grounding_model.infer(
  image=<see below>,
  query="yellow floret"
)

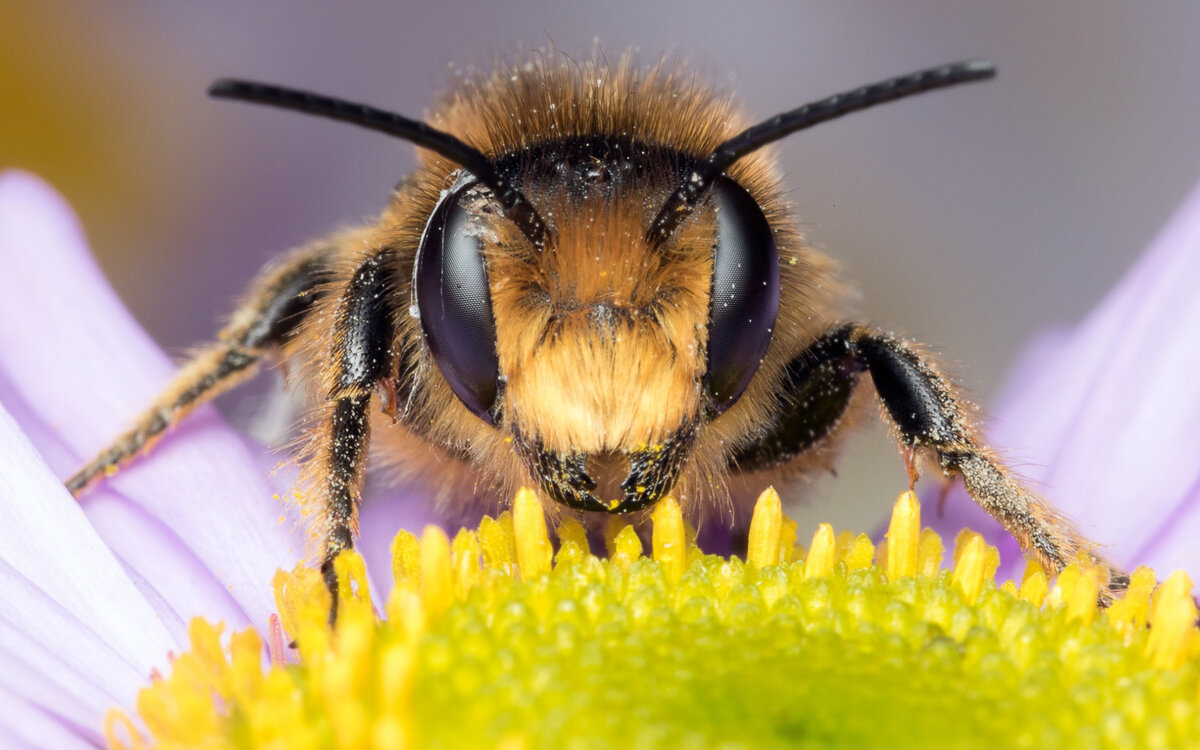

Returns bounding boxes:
[107,488,1200,750]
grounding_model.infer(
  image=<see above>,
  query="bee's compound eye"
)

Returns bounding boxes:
[414,184,501,424]
[705,177,780,414]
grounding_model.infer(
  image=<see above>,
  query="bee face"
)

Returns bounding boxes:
[410,122,783,512]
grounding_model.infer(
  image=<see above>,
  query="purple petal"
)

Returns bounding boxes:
[0,572,142,746]
[0,402,174,734]
[932,179,1200,581]
[0,170,306,630]
[0,376,261,645]
[359,480,441,607]
[0,684,98,750]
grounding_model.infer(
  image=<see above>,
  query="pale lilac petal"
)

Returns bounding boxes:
[0,569,142,745]
[0,402,174,731]
[83,494,251,643]
[0,684,97,750]
[932,180,1200,581]
[0,171,306,630]
[359,481,441,607]
[0,376,264,644]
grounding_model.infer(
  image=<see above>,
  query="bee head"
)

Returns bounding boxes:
[414,137,779,512]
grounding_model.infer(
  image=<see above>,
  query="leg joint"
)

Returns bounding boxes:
[854,330,965,448]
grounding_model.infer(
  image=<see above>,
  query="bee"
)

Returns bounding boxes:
[68,53,1125,619]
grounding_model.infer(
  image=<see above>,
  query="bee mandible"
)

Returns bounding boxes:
[67,54,1125,619]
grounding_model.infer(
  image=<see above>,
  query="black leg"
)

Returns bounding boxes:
[317,393,372,624]
[308,249,400,624]
[732,323,1124,597]
[730,324,864,472]
[67,244,335,495]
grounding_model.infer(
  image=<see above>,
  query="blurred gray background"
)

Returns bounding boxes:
[4,2,1199,533]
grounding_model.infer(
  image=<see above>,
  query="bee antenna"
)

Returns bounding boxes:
[208,79,548,248]
[647,59,996,245]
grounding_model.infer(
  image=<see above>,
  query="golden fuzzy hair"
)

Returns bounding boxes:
[291,51,844,532]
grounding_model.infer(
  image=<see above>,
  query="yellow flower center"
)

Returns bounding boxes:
[106,489,1200,749]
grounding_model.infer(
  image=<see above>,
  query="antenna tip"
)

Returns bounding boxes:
[208,79,248,99]
[957,59,997,80]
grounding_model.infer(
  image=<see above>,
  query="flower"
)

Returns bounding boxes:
[113,491,1200,748]
[930,178,1200,584]
[4,169,1200,747]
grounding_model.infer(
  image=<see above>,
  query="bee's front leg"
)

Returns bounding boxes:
[732,323,1127,600]
[308,247,400,624]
